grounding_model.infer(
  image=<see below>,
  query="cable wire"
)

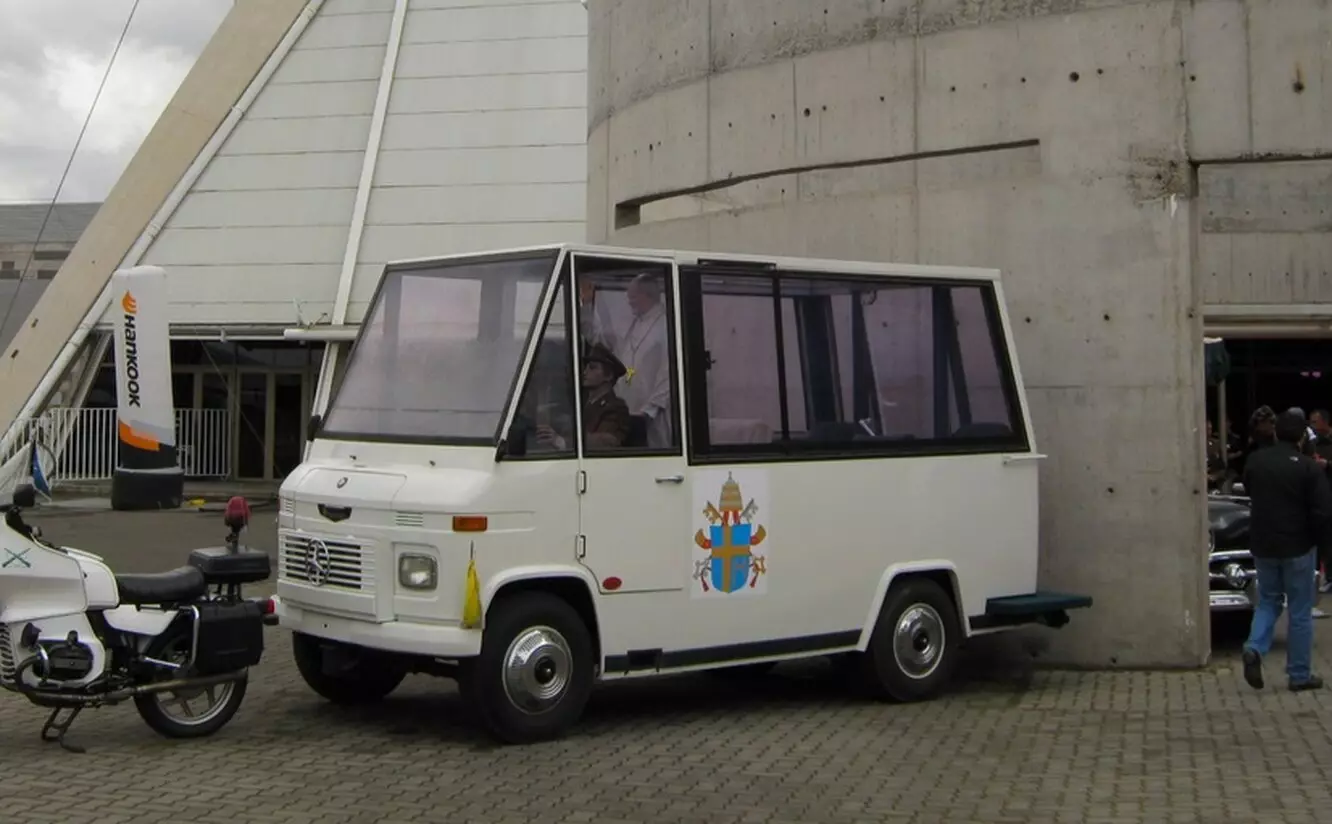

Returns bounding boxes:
[0,0,142,347]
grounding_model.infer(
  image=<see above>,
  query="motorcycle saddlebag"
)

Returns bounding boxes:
[192,600,265,676]
[188,546,272,586]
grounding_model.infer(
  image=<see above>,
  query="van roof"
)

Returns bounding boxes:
[382,243,1003,283]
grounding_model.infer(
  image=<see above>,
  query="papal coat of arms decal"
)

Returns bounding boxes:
[691,470,769,598]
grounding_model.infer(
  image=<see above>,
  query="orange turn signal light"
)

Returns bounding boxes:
[452,515,488,533]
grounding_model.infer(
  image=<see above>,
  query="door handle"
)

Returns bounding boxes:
[654,474,685,484]
[1003,453,1046,465]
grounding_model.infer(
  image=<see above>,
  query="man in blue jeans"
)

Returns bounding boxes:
[1242,409,1332,691]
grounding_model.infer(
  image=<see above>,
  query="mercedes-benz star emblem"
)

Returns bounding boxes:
[305,538,332,587]
[336,477,348,489]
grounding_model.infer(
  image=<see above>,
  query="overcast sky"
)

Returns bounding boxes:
[0,0,232,204]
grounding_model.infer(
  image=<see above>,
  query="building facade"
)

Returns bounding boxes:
[0,202,99,350]
[586,0,1331,668]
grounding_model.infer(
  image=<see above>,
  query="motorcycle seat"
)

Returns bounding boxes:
[116,566,208,605]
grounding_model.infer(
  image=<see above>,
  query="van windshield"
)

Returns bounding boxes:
[321,250,558,444]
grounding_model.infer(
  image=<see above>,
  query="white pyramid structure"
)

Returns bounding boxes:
[0,0,589,473]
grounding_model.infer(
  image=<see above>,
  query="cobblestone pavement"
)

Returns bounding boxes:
[2,503,1331,824]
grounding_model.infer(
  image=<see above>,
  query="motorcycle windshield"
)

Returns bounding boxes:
[320,249,560,446]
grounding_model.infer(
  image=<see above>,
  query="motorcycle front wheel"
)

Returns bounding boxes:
[132,631,249,740]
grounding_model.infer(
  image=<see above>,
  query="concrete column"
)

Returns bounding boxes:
[587,0,1228,667]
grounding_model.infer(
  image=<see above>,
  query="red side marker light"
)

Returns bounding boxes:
[602,576,622,591]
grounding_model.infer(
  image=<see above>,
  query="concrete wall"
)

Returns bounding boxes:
[1188,0,1332,325]
[585,0,1332,667]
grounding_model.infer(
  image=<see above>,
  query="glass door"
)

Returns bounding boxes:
[272,371,306,480]
[236,372,267,480]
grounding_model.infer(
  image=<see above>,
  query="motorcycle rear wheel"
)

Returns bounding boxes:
[132,632,249,739]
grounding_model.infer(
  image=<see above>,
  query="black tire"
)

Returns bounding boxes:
[461,591,594,744]
[856,577,961,702]
[292,632,407,705]
[132,630,249,740]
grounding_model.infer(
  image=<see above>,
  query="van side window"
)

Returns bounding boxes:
[692,274,784,447]
[572,256,681,455]
[681,270,1027,460]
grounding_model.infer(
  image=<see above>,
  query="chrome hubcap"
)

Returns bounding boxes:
[502,626,572,714]
[892,603,945,680]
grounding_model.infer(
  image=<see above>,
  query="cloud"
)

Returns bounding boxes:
[0,0,232,204]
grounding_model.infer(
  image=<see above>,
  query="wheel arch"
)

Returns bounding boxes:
[484,566,603,660]
[857,561,966,650]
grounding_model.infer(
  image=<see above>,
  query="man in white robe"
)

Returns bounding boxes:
[578,273,673,448]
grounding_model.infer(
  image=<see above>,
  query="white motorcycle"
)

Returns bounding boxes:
[0,484,276,753]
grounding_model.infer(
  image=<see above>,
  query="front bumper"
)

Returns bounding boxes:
[273,596,482,659]
[1207,558,1324,613]
[1210,588,1258,612]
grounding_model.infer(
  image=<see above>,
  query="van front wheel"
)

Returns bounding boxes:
[859,577,960,702]
[291,632,407,705]
[463,592,594,744]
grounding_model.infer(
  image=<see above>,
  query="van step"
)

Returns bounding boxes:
[985,590,1093,617]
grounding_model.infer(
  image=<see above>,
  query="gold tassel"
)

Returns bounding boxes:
[461,542,482,629]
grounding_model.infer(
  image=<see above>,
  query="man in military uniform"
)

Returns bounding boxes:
[1240,409,1332,692]
[534,343,631,451]
[578,344,631,450]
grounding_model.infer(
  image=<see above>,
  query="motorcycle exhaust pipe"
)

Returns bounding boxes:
[125,670,247,699]
[4,656,246,708]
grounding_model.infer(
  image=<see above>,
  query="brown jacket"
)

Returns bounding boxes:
[584,390,629,449]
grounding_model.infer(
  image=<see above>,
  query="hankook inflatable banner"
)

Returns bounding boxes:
[110,265,183,509]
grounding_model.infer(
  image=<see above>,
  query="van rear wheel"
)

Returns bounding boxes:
[858,577,960,702]
[292,632,407,705]
[462,591,594,744]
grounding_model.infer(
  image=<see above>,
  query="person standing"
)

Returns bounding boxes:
[579,273,673,448]
[1310,409,1332,462]
[1233,405,1276,482]
[1240,409,1332,691]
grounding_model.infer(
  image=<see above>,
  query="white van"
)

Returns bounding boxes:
[274,244,1091,743]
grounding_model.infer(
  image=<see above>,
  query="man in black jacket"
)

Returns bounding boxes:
[1241,409,1332,691]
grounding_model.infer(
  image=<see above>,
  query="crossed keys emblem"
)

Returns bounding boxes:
[2,548,31,569]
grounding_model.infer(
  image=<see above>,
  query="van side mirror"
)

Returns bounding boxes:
[11,484,35,509]
[306,413,322,442]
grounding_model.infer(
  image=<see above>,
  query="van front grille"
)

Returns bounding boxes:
[280,534,372,592]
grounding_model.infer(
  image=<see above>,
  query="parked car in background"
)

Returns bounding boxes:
[1208,487,1324,614]
[1209,490,1258,613]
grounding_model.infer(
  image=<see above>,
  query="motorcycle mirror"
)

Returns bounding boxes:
[12,483,36,509]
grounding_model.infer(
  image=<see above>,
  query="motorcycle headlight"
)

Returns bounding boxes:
[398,554,437,591]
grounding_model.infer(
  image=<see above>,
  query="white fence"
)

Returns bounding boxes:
[13,407,232,483]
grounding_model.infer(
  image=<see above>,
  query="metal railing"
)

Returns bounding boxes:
[7,406,232,484]
[175,408,231,478]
